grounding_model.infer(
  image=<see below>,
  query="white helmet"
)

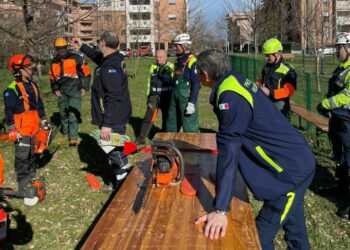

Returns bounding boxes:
[335,32,350,45]
[174,33,192,45]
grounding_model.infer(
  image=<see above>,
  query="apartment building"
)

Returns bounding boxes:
[336,0,350,32]
[97,0,187,53]
[72,2,98,46]
[226,13,253,51]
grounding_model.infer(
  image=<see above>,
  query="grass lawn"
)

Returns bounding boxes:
[0,55,348,249]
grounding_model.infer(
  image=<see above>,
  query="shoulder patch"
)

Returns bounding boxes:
[4,91,10,97]
[219,103,230,110]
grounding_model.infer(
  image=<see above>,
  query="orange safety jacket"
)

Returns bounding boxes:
[4,81,44,136]
[48,53,86,92]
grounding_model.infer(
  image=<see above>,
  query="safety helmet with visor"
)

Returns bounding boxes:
[8,54,34,78]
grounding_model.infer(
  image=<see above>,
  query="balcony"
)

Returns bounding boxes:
[129,35,151,43]
[337,1,350,11]
[127,5,151,13]
[129,20,152,28]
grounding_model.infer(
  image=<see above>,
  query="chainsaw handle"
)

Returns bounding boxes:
[172,146,185,182]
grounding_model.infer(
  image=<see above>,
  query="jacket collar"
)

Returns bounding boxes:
[209,69,234,106]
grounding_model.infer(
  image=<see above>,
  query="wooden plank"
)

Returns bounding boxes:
[81,133,260,250]
[290,103,329,133]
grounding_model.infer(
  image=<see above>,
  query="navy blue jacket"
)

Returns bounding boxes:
[80,44,132,128]
[174,53,201,103]
[210,69,315,211]
[3,80,45,128]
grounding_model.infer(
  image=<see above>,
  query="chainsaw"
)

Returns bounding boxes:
[0,177,46,206]
[132,140,185,213]
[150,140,185,186]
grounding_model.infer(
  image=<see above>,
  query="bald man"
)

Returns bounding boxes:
[136,50,174,144]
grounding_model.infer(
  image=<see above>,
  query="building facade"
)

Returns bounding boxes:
[97,0,187,53]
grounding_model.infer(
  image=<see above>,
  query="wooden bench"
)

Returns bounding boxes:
[81,133,261,250]
[290,103,329,152]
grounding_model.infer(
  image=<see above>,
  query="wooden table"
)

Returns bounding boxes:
[81,133,260,250]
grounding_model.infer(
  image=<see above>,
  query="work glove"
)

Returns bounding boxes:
[185,102,195,115]
[316,103,331,118]
[40,117,52,130]
[8,128,21,142]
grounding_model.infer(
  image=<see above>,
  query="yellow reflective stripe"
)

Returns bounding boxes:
[147,64,158,96]
[255,146,283,173]
[274,63,290,75]
[8,81,18,95]
[280,192,295,223]
[340,60,350,69]
[188,55,197,69]
[216,75,254,107]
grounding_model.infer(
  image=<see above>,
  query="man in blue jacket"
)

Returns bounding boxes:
[70,32,132,185]
[194,49,315,250]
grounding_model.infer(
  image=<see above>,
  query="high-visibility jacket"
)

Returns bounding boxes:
[82,62,91,76]
[322,59,350,117]
[147,61,174,96]
[210,68,315,211]
[3,80,45,134]
[48,53,87,92]
[173,53,201,103]
[257,57,297,101]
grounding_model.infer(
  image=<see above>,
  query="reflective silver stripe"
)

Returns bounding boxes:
[343,104,350,109]
[343,88,350,97]
[329,98,338,109]
[151,87,172,92]
[63,74,79,78]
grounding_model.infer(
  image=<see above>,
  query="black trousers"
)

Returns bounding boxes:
[14,136,36,190]
[138,93,171,141]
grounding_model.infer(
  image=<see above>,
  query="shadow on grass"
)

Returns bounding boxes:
[35,145,60,169]
[310,162,349,216]
[49,112,61,127]
[77,133,114,186]
[1,200,33,249]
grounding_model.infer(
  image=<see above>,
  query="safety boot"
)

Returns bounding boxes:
[69,139,78,147]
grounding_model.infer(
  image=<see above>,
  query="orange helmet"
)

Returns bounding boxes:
[8,54,34,73]
[54,37,68,47]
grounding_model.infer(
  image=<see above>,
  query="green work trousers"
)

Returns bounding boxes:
[166,83,199,133]
[58,91,82,140]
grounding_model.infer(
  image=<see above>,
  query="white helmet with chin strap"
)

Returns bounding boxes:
[174,33,192,45]
[335,32,350,45]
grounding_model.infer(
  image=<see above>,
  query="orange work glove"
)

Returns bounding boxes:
[8,129,21,142]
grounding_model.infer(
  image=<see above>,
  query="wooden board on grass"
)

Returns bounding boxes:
[81,133,260,250]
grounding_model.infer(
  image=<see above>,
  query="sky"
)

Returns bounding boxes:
[189,0,226,25]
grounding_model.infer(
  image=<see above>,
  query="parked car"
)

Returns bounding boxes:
[137,46,152,57]
[119,48,133,57]
[318,47,336,55]
[167,48,177,57]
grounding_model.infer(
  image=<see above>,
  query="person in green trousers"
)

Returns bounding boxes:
[166,33,201,133]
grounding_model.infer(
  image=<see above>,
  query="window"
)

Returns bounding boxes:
[168,14,176,20]
[168,0,176,4]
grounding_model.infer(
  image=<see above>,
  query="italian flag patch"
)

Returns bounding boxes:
[219,103,229,110]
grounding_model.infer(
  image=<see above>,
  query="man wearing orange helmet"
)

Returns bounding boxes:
[3,54,49,193]
[49,37,89,146]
